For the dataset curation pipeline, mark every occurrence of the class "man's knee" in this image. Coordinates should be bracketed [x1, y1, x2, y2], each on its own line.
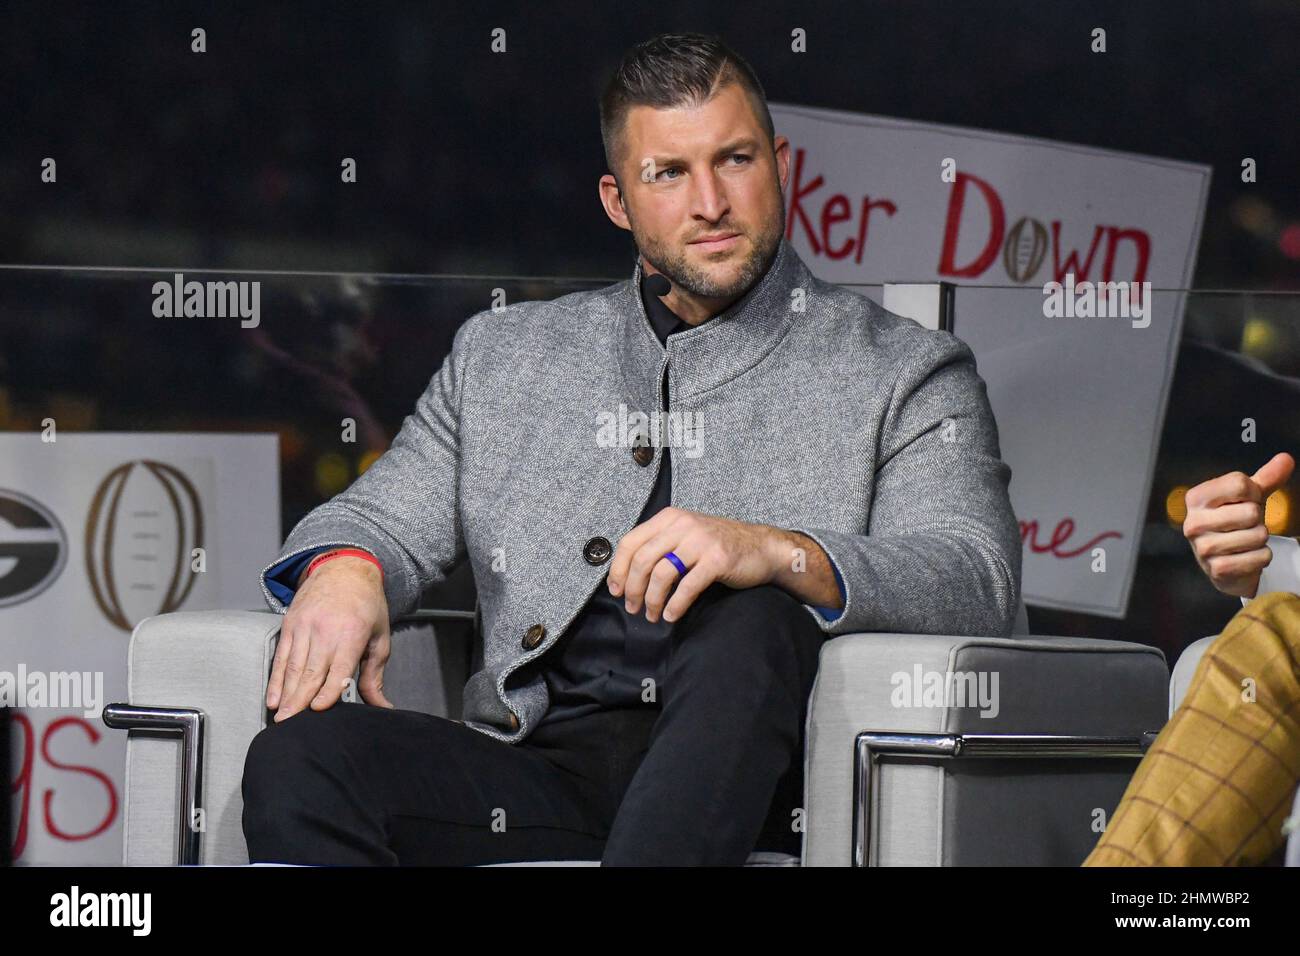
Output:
[678, 584, 826, 678]
[242, 705, 357, 816]
[688, 582, 816, 626]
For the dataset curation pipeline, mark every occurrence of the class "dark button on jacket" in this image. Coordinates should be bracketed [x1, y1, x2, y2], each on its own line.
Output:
[582, 536, 613, 565]
[521, 623, 547, 650]
[531, 272, 689, 727]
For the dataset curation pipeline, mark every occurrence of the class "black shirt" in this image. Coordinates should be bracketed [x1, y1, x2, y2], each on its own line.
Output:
[532, 272, 689, 727]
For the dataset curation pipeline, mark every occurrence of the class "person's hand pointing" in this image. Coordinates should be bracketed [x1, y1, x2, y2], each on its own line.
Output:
[1183, 452, 1295, 598]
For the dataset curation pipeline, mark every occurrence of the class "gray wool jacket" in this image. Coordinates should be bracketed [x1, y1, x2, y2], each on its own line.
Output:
[259, 236, 1023, 745]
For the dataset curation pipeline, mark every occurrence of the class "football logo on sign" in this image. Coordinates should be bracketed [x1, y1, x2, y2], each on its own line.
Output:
[1002, 216, 1049, 284]
[0, 489, 68, 607]
[85, 460, 205, 631]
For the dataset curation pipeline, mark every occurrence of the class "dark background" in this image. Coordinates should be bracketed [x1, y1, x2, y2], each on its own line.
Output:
[3, 0, 1297, 283]
[1, 0, 1298, 664]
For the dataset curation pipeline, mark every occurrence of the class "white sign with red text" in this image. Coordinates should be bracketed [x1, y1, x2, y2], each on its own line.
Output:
[772, 103, 1209, 617]
[1, 433, 278, 863]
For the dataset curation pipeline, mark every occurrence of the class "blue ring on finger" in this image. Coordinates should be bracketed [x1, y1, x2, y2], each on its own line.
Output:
[664, 551, 688, 576]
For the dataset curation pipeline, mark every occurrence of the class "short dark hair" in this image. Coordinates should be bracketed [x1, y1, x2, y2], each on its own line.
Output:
[599, 33, 775, 183]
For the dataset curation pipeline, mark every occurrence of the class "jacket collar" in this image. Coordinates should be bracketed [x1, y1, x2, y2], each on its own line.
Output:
[617, 235, 805, 406]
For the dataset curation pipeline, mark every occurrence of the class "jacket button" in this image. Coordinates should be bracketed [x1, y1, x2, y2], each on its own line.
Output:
[583, 536, 612, 565]
[522, 623, 546, 650]
[508, 712, 520, 731]
[632, 444, 654, 466]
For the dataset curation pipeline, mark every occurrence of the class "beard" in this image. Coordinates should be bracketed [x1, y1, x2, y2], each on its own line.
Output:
[628, 197, 785, 301]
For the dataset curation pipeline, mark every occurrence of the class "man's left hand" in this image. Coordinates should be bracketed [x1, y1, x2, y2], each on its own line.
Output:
[606, 507, 787, 623]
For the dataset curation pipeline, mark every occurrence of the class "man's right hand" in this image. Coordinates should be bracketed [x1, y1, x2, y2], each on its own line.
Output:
[266, 553, 395, 722]
[1183, 452, 1295, 598]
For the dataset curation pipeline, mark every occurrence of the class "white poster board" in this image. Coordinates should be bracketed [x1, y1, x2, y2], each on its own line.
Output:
[772, 103, 1209, 617]
[1, 433, 279, 863]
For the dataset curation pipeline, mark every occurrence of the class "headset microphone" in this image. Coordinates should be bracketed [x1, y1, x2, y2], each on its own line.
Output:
[645, 273, 671, 298]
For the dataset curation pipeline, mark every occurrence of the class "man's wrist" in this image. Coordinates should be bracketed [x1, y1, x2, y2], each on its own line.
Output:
[299, 549, 382, 586]
[762, 526, 800, 586]
[763, 526, 842, 608]
[296, 551, 337, 587]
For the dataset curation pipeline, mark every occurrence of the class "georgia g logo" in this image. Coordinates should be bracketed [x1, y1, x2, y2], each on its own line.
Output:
[0, 488, 68, 607]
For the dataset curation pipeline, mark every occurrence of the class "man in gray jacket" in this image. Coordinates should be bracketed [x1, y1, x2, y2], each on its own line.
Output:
[242, 32, 1022, 866]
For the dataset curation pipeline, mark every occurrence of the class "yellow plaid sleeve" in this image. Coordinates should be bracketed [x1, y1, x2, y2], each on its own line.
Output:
[1084, 591, 1300, 866]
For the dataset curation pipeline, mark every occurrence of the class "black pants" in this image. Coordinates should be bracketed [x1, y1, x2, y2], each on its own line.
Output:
[241, 583, 827, 865]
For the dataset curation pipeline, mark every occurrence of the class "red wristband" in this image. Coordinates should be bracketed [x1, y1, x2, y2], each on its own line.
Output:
[305, 548, 383, 581]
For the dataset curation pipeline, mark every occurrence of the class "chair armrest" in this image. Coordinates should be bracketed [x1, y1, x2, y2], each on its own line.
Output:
[117, 609, 281, 865]
[114, 605, 479, 865]
[802, 632, 1168, 866]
